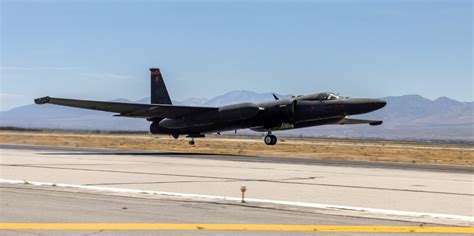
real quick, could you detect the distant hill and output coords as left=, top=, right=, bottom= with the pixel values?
left=203, top=90, right=291, bottom=107
left=311, top=95, right=473, bottom=141
left=1, top=91, right=472, bottom=141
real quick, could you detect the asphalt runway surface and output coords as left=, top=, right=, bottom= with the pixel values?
left=2, top=184, right=455, bottom=236
left=0, top=144, right=472, bottom=235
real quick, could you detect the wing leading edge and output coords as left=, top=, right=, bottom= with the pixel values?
left=34, top=96, right=218, bottom=119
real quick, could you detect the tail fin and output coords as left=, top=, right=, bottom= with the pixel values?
left=150, top=68, right=172, bottom=105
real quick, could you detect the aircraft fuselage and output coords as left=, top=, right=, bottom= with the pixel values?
left=150, top=95, right=386, bottom=136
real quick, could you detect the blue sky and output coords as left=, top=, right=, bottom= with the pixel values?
left=1, top=0, right=472, bottom=110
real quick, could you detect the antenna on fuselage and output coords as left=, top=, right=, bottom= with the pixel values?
left=272, top=93, right=279, bottom=100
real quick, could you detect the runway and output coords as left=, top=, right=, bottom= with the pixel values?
left=4, top=184, right=461, bottom=236
left=0, top=144, right=473, bottom=234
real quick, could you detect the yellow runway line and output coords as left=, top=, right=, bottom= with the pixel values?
left=0, top=224, right=473, bottom=233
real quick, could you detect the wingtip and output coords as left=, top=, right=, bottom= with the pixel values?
left=34, top=96, right=50, bottom=104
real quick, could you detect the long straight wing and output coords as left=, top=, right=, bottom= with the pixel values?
left=34, top=96, right=218, bottom=119
left=338, top=118, right=383, bottom=126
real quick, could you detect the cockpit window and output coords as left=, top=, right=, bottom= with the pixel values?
left=315, top=93, right=328, bottom=100
left=327, top=93, right=340, bottom=100
left=315, top=93, right=339, bottom=101
left=297, top=92, right=341, bottom=101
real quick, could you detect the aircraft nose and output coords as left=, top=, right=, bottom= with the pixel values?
left=364, top=99, right=386, bottom=112
left=372, top=99, right=387, bottom=110
left=344, top=98, right=387, bottom=115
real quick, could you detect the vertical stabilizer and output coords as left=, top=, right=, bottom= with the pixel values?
left=150, top=68, right=172, bottom=105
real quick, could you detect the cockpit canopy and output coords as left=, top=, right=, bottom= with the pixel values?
left=326, top=93, right=340, bottom=100
left=295, top=92, right=342, bottom=101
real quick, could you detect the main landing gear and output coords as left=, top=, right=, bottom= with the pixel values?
left=189, top=138, right=195, bottom=145
left=264, top=132, right=277, bottom=145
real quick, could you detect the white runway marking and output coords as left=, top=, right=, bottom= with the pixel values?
left=1, top=178, right=472, bottom=226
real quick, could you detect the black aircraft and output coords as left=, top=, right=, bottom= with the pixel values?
left=35, top=68, right=386, bottom=145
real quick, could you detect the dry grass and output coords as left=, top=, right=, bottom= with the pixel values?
left=0, top=131, right=472, bottom=166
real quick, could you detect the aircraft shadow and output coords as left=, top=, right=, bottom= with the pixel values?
left=41, top=151, right=241, bottom=157
left=39, top=151, right=473, bottom=174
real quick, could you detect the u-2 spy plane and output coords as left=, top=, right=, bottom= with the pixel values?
left=35, top=68, right=386, bottom=145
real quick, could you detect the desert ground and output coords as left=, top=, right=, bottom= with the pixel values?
left=0, top=130, right=471, bottom=166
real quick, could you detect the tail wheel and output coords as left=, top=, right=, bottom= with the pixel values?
left=188, top=137, right=195, bottom=145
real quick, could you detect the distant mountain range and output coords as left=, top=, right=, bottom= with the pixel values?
left=1, top=91, right=472, bottom=141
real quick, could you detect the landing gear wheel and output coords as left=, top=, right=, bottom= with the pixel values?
left=189, top=139, right=195, bottom=145
left=264, top=135, right=273, bottom=145
left=264, top=135, right=277, bottom=145
left=271, top=135, right=277, bottom=145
